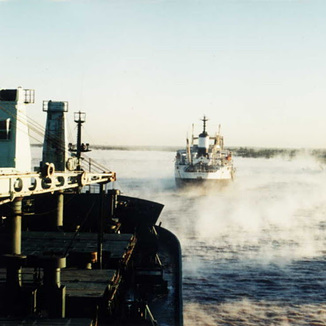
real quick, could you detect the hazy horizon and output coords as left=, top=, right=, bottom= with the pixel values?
left=2, top=0, right=326, bottom=149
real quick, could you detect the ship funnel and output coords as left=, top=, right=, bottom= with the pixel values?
left=42, top=100, right=68, bottom=172
left=0, top=87, right=34, bottom=172
left=198, top=115, right=209, bottom=156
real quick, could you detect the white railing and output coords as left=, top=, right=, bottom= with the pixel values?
left=0, top=170, right=115, bottom=204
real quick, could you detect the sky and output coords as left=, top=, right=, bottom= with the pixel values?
left=1, top=0, right=326, bottom=148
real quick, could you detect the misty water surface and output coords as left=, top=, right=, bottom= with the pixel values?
left=34, top=147, right=326, bottom=325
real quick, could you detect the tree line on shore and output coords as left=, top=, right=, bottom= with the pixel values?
left=32, top=144, right=326, bottom=161
left=230, top=147, right=326, bottom=162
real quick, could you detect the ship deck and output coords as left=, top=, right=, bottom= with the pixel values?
left=0, top=231, right=136, bottom=324
left=0, top=232, right=135, bottom=266
left=0, top=318, right=94, bottom=325
left=21, top=231, right=135, bottom=264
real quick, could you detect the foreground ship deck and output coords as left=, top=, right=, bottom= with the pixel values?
left=0, top=232, right=135, bottom=319
left=0, top=87, right=183, bottom=325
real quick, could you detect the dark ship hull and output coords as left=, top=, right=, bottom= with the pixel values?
left=0, top=189, right=183, bottom=326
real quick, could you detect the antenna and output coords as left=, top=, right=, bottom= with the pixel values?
left=191, top=123, right=194, bottom=145
left=201, top=115, right=208, bottom=133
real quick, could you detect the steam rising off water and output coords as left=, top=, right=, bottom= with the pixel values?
left=38, top=148, right=326, bottom=325
left=91, top=150, right=326, bottom=325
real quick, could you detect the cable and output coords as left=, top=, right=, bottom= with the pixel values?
left=0, top=103, right=114, bottom=174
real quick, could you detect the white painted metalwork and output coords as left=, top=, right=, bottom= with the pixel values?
left=175, top=116, right=235, bottom=184
left=0, top=170, right=116, bottom=205
left=0, top=87, right=33, bottom=172
left=0, top=87, right=116, bottom=204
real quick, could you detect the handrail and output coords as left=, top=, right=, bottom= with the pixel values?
left=0, top=170, right=116, bottom=204
left=144, top=304, right=158, bottom=326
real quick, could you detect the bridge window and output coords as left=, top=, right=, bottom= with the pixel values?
left=0, top=90, right=17, bottom=101
left=0, top=119, right=11, bottom=140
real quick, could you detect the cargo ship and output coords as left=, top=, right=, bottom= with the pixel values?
left=0, top=87, right=183, bottom=325
left=175, top=116, right=235, bottom=187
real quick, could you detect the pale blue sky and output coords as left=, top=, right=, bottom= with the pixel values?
left=1, top=0, right=326, bottom=148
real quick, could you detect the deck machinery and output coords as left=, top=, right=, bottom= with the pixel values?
left=0, top=88, right=182, bottom=325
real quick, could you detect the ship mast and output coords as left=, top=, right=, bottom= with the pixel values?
left=201, top=115, right=208, bottom=134
left=69, top=111, right=91, bottom=171
left=75, top=111, right=85, bottom=170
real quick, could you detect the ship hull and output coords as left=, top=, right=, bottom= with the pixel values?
left=175, top=177, right=233, bottom=190
left=0, top=192, right=183, bottom=325
left=175, top=164, right=234, bottom=188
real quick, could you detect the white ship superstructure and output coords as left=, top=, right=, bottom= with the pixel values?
left=175, top=116, right=235, bottom=187
left=0, top=87, right=34, bottom=173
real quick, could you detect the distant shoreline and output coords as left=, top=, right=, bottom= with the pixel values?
left=31, top=144, right=326, bottom=161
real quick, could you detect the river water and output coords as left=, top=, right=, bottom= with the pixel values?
left=38, top=148, right=326, bottom=325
